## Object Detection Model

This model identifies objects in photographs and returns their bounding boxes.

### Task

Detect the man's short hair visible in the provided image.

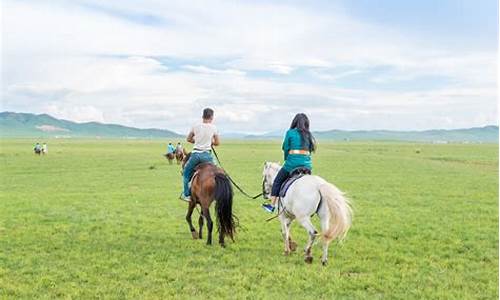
[202,108,214,120]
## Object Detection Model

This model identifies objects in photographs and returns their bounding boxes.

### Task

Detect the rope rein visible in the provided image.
[211,146,263,200]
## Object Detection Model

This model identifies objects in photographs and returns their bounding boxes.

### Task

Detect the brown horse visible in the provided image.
[182,152,236,247]
[165,152,174,164]
[175,148,186,164]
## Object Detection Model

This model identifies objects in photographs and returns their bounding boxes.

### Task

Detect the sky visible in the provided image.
[1,0,498,134]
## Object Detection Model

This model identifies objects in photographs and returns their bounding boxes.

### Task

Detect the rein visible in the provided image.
[211,146,263,200]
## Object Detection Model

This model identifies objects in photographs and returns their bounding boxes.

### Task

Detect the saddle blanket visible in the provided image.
[279,168,311,198]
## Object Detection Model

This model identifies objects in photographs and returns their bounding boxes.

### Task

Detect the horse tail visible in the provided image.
[319,183,353,242]
[214,173,236,240]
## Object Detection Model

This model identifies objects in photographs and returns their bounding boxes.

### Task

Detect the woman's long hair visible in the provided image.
[290,113,316,152]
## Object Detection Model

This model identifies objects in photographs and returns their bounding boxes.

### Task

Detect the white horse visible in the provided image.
[262,162,353,265]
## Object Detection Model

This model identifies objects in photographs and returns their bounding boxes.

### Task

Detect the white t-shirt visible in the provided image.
[191,123,218,152]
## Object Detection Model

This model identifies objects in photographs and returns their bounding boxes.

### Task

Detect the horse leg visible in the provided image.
[198,214,204,239]
[284,218,297,252]
[202,207,213,245]
[319,209,331,266]
[186,202,198,239]
[298,216,318,264]
[218,227,225,248]
[288,236,298,252]
[279,214,292,255]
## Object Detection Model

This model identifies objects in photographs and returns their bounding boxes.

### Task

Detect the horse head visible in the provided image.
[181,152,192,170]
[262,161,281,199]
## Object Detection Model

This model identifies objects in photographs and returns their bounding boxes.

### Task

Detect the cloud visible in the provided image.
[44,104,105,123]
[1,0,497,133]
[182,65,245,76]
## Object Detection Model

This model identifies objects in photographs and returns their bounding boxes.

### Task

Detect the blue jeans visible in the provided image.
[271,168,290,197]
[183,151,214,197]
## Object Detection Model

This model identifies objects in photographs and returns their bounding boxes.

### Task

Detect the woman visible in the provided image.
[262,113,316,213]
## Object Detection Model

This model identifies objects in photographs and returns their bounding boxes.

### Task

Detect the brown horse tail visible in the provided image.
[214,173,236,240]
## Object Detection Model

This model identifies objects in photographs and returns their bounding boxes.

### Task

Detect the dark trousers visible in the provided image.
[271,168,290,197]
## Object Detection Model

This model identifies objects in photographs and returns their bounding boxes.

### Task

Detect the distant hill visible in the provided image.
[0,112,181,138]
[246,126,499,143]
[1,111,497,142]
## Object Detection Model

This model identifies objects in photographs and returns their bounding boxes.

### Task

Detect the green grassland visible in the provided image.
[0,139,498,299]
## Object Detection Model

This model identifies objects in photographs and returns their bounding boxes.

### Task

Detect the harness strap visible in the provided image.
[211,146,263,200]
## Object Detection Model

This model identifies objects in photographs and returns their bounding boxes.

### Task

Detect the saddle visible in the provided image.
[279,167,311,198]
[190,162,216,181]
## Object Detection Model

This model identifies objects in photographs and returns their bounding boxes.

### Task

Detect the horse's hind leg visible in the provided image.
[319,210,331,266]
[198,214,204,239]
[297,216,318,264]
[202,207,213,245]
[186,202,198,239]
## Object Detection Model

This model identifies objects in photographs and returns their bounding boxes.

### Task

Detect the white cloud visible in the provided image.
[44,103,105,123]
[182,65,245,76]
[1,0,497,133]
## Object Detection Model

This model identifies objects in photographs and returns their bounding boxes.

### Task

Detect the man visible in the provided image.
[180,108,220,202]
[167,142,175,155]
[42,143,48,154]
[34,142,41,154]
[176,142,183,153]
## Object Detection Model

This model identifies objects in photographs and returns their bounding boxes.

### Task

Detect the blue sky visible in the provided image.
[1,0,497,133]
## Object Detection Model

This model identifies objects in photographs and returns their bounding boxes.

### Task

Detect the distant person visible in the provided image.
[180,108,220,202]
[167,142,175,155]
[176,142,183,153]
[262,113,316,213]
[42,143,48,154]
[34,142,42,154]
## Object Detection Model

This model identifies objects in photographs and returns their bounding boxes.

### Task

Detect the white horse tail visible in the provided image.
[319,183,353,242]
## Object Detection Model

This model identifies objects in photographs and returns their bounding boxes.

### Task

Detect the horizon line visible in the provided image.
[1,110,498,135]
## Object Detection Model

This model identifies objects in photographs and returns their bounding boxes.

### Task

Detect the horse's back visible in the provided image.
[284,175,327,217]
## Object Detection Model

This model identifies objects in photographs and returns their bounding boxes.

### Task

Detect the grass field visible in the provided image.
[0,139,498,299]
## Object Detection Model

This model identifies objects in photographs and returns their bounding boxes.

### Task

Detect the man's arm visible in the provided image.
[212,134,220,146]
[186,130,195,144]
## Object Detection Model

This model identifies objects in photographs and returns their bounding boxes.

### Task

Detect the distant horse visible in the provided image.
[182,152,236,247]
[164,152,175,164]
[175,148,186,165]
[262,162,352,265]
[34,148,42,155]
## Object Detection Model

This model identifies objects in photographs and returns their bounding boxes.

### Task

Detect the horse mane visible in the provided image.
[265,162,282,173]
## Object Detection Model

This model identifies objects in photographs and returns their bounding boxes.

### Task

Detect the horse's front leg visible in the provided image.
[279,214,292,255]
[186,201,198,239]
[198,214,204,239]
[202,207,213,245]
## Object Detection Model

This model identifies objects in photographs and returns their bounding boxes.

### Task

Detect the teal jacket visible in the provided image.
[167,144,175,154]
[282,128,312,172]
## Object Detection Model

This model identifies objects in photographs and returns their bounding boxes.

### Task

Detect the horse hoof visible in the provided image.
[191,231,198,239]
[283,250,290,256]
[289,241,297,252]
[220,243,226,248]
[322,260,328,266]
[304,256,313,264]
